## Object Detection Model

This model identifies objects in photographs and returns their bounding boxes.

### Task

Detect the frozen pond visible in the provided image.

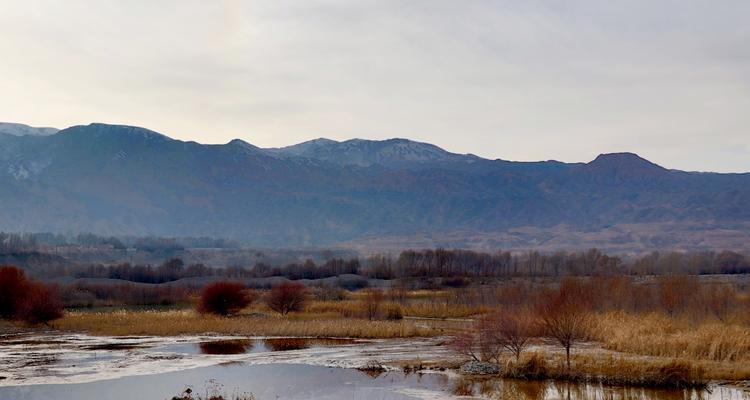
[1,333,748,399]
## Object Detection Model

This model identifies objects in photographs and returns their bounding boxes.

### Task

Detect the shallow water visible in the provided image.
[1,334,748,400]
[2,363,749,400]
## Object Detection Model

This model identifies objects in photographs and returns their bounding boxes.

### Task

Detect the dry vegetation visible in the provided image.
[54,309,434,338]
[6,265,749,387]
[592,312,750,363]
[442,275,750,386]
[502,351,711,388]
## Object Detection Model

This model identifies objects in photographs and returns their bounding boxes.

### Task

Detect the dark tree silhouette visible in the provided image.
[197,281,253,316]
[0,266,29,319]
[17,283,64,325]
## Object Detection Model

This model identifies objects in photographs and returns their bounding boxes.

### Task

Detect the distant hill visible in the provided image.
[0,122,59,137]
[1,122,749,251]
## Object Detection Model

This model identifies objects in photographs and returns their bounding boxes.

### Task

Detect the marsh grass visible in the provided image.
[54,310,435,338]
[499,352,711,388]
[592,311,750,363]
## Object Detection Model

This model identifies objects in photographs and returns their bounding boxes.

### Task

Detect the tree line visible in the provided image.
[22,248,750,285]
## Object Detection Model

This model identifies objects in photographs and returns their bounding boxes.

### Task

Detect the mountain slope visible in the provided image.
[0,122,59,136]
[1,122,749,249]
[269,137,480,167]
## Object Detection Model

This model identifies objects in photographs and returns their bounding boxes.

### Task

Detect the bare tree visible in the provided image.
[491,308,535,362]
[448,317,503,363]
[537,284,590,370]
[702,284,735,323]
[266,282,308,315]
[362,288,385,320]
[448,329,481,362]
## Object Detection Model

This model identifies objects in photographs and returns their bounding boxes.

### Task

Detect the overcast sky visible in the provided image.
[1,1,748,172]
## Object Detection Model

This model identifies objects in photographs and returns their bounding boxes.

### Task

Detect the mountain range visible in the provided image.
[1,122,749,252]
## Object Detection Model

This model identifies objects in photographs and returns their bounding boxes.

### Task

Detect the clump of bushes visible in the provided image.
[197,281,254,316]
[266,282,308,315]
[0,265,63,325]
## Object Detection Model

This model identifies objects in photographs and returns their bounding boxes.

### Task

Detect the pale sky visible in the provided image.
[1,0,749,172]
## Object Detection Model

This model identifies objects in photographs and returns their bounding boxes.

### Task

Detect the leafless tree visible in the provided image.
[362,288,384,320]
[537,284,590,370]
[266,282,308,315]
[490,308,535,362]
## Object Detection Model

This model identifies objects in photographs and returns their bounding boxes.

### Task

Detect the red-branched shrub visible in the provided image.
[17,283,64,325]
[266,282,308,315]
[197,281,254,316]
[0,266,29,319]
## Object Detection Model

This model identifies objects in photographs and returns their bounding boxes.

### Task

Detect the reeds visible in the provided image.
[502,352,709,388]
[592,311,750,362]
[53,310,435,338]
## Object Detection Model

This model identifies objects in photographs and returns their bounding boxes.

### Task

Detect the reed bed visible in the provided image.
[592,311,750,363]
[306,298,485,319]
[500,350,750,385]
[54,310,436,338]
[518,352,707,388]
[402,302,489,319]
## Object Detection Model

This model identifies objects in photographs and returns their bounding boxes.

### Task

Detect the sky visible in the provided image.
[0,0,749,172]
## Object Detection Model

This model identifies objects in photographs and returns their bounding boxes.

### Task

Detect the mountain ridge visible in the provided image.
[1,122,748,250]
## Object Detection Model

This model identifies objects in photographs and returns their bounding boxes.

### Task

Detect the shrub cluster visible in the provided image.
[197,281,254,316]
[0,265,63,325]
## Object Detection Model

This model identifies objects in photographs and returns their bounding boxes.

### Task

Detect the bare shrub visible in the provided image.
[197,281,253,316]
[702,284,735,322]
[315,284,347,301]
[658,274,699,316]
[448,329,482,362]
[17,282,64,325]
[362,288,385,320]
[0,266,28,319]
[449,317,503,363]
[537,281,591,370]
[490,308,535,362]
[62,282,190,307]
[266,282,308,315]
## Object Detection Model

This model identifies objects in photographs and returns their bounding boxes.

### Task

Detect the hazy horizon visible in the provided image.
[1,1,749,172]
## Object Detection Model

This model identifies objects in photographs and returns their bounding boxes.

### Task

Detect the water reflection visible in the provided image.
[262,338,309,351]
[448,377,746,400]
[1,362,748,400]
[195,338,356,355]
[198,340,253,355]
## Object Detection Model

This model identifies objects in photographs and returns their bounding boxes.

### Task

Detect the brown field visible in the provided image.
[53,309,435,338]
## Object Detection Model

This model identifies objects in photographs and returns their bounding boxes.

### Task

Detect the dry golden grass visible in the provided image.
[305,300,361,316]
[53,310,437,338]
[402,302,489,319]
[592,311,750,363]
[306,298,485,319]
[494,350,749,387]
